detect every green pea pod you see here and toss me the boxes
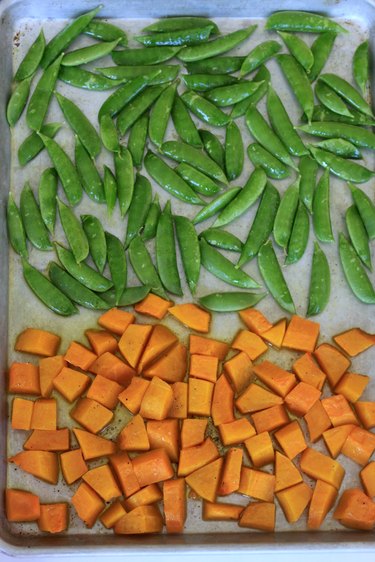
[81,214,107,273]
[18,122,62,167]
[112,46,181,66]
[178,25,257,62]
[200,129,225,169]
[315,81,353,118]
[84,19,127,46]
[7,193,28,258]
[299,155,318,213]
[103,165,117,216]
[117,85,166,135]
[278,31,314,73]
[59,67,127,91]
[174,214,200,294]
[142,194,161,241]
[348,183,375,240]
[143,16,219,34]
[192,187,241,225]
[162,140,228,184]
[26,54,63,132]
[128,235,167,298]
[172,95,202,148]
[100,114,120,153]
[48,262,108,310]
[214,168,267,228]
[247,143,291,180]
[266,86,308,157]
[265,11,347,34]
[114,146,134,217]
[206,81,265,108]
[136,25,215,47]
[277,54,314,123]
[312,168,334,243]
[238,182,280,267]
[353,41,369,96]
[103,285,151,307]
[339,233,375,303]
[320,72,374,117]
[309,146,375,183]
[38,168,58,235]
[181,90,230,127]
[182,74,237,92]
[185,56,246,75]
[231,65,270,119]
[200,238,260,289]
[225,121,244,181]
[125,174,152,248]
[39,134,82,206]
[15,29,45,81]
[309,32,337,83]
[346,205,372,270]
[257,240,296,314]
[56,91,101,158]
[62,38,121,67]
[41,5,102,68]
[20,182,52,251]
[285,201,310,265]
[298,121,375,150]
[22,259,78,316]
[311,138,362,159]
[75,137,105,203]
[144,151,203,205]
[149,82,177,148]
[6,77,31,127]
[155,201,182,296]
[175,163,220,196]
[201,228,243,253]
[273,179,300,249]
[240,40,281,78]
[55,244,112,292]
[105,231,127,305]
[307,242,330,316]
[97,64,179,85]
[128,113,149,166]
[57,199,89,263]
[199,291,266,312]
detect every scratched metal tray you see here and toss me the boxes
[1,0,375,556]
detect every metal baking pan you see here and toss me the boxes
[1,0,375,555]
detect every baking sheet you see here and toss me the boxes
[1,0,375,554]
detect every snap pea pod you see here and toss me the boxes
[18,122,62,167]
[225,121,244,182]
[238,182,280,267]
[348,183,375,240]
[240,40,281,78]
[41,5,102,68]
[192,187,241,225]
[172,95,202,148]
[75,137,105,203]
[315,81,353,118]
[48,262,108,310]
[38,168,58,235]
[175,163,220,196]
[199,129,225,169]
[59,67,127,90]
[298,121,375,149]
[125,174,152,248]
[149,82,177,148]
[143,17,219,34]
[319,73,373,117]
[310,105,375,126]
[174,214,200,294]
[278,31,314,73]
[298,155,318,213]
[39,133,82,206]
[103,165,117,216]
[128,113,149,167]
[199,291,266,312]
[14,29,45,81]
[311,138,362,159]
[142,193,161,241]
[136,25,215,47]
[273,180,300,249]
[162,140,228,184]
[206,81,264,107]
[62,38,121,67]
[178,25,257,62]
[145,151,203,205]
[309,146,375,183]
[22,259,78,316]
[117,85,166,135]
[128,235,166,298]
[185,56,246,75]
[257,240,296,314]
[84,19,127,46]
[201,228,243,253]
[346,205,372,270]
[26,54,63,132]
[112,46,181,66]
[81,214,107,273]
[156,201,182,296]
[247,143,291,180]
[55,243,113,292]
[182,73,237,92]
[353,40,369,96]
[114,146,134,217]
[100,113,120,153]
[214,168,267,228]
[309,32,337,83]
[307,242,330,316]
[265,11,347,34]
[180,90,230,127]
[56,92,101,158]
[101,285,151,307]
[312,168,334,243]
[266,86,308,157]
[339,233,375,303]
[7,193,28,258]
[6,77,31,127]
[285,201,310,265]
[200,238,260,289]
[105,231,127,305]
[97,64,179,84]
[57,199,89,263]
[231,65,270,119]
[277,54,314,122]
[20,182,52,251]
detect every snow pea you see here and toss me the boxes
[353,40,369,96]
[240,40,281,78]
[185,56,245,75]
[128,113,149,166]
[309,146,375,183]
[103,165,117,216]
[14,29,45,81]
[200,129,225,169]
[315,81,353,118]
[48,262,108,310]
[201,228,243,253]
[231,65,270,119]
[55,243,113,292]
[101,285,151,307]
[309,32,337,83]
[298,155,318,213]
[136,25,215,47]
[128,235,166,298]
[257,240,296,314]
[175,163,220,196]
[346,205,372,270]
[26,54,63,131]
[273,179,300,249]
[192,187,241,225]
[182,73,237,92]
[312,168,334,243]
[20,182,52,251]
[38,168,58,235]
[59,67,127,90]
[298,121,375,149]
[162,140,228,184]
[97,64,179,84]
[307,242,330,316]
[7,193,28,258]
[278,31,314,73]
[143,17,219,34]
[319,73,373,117]
[18,122,62,167]
[84,19,127,46]
[142,193,161,241]
[311,138,361,159]
[247,144,291,180]
[100,113,120,153]
[180,90,230,127]
[225,121,244,181]
[117,85,166,134]
[348,183,375,240]
[149,82,177,148]
[174,214,200,294]
[6,77,31,127]
[114,146,134,217]
[57,198,89,264]
[285,201,310,265]
[206,81,264,107]
[339,233,375,303]
[125,174,152,248]
[112,46,181,66]
[199,291,266,312]
[310,105,375,126]
[172,95,202,148]
[81,214,107,273]
[277,54,314,122]
[265,11,347,34]
[156,201,182,296]
[62,38,121,67]
[75,137,105,204]
[105,231,127,305]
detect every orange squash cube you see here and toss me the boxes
[109,451,140,498]
[292,353,326,390]
[82,464,122,501]
[304,399,332,443]
[236,383,283,414]
[218,418,256,446]
[168,303,211,333]
[114,505,164,534]
[15,328,60,357]
[308,480,337,530]
[185,457,223,503]
[37,503,68,534]
[189,335,229,360]
[24,429,70,452]
[274,451,302,492]
[334,372,369,403]
[253,360,297,397]
[341,426,375,466]
[8,362,40,395]
[314,343,350,388]
[223,351,253,394]
[118,324,153,369]
[85,329,118,356]
[360,462,375,497]
[39,355,66,397]
[239,308,272,334]
[321,394,359,427]
[238,502,275,532]
[261,318,286,349]
[87,374,123,410]
[64,341,97,371]
[71,482,105,528]
[217,447,242,496]
[30,398,57,430]
[203,501,243,521]
[244,431,274,467]
[189,354,218,383]
[132,448,174,487]
[53,367,91,403]
[333,327,374,357]
[100,501,126,529]
[6,489,40,522]
[138,325,178,373]
[118,377,150,414]
[274,421,307,460]
[117,414,150,451]
[11,397,34,430]
[252,404,290,434]
[71,397,113,434]
[231,330,268,361]
[140,376,174,420]
[163,478,187,533]
[147,418,179,462]
[124,483,163,511]
[211,374,234,426]
[277,481,313,523]
[322,424,356,458]
[188,378,214,417]
[9,450,59,484]
[134,293,172,319]
[98,308,135,335]
[354,401,375,429]
[282,315,320,353]
[89,352,135,387]
[168,381,188,419]
[178,437,219,477]
[60,448,88,484]
[238,467,275,502]
[143,342,187,383]
[73,428,116,460]
[284,382,321,416]
[300,448,345,489]
[333,488,375,530]
[181,418,207,449]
